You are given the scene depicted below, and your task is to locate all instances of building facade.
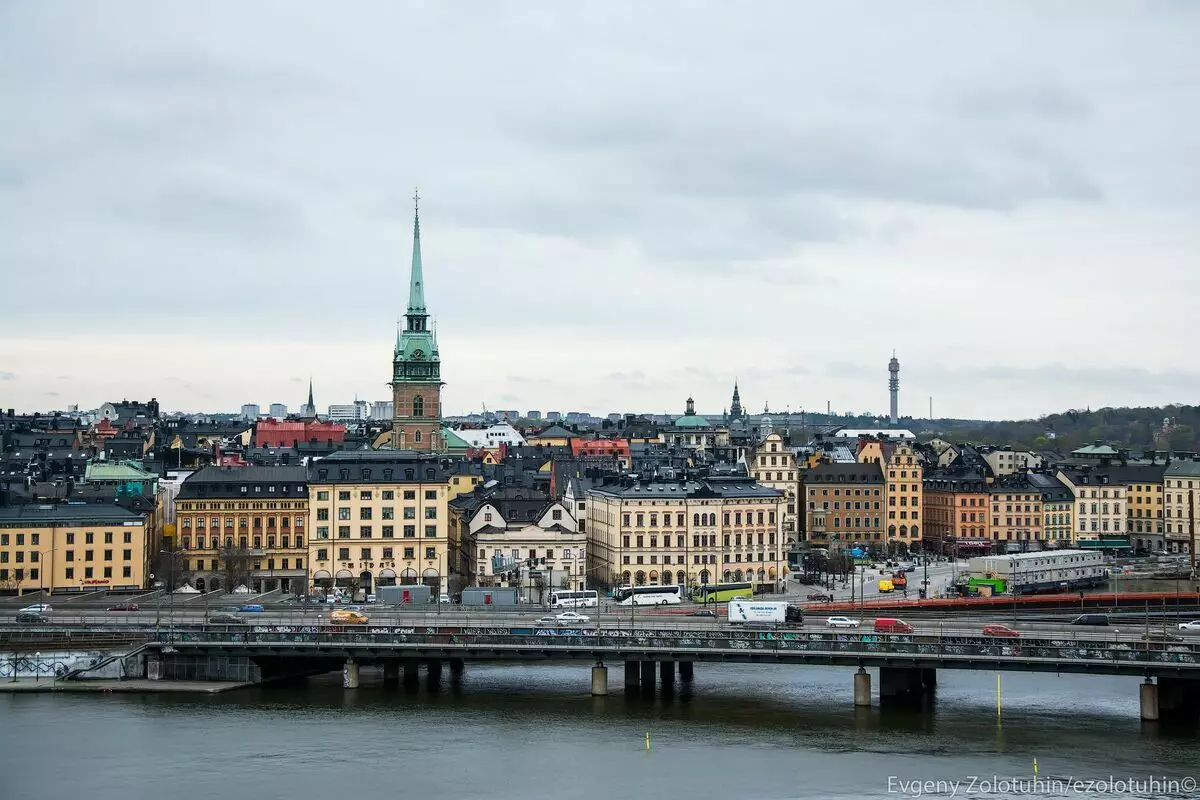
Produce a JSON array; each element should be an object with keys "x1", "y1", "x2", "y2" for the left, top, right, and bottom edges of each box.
[
  {"x1": 802, "y1": 462, "x2": 885, "y2": 549},
  {"x1": 988, "y1": 477, "x2": 1044, "y2": 552},
  {"x1": 174, "y1": 465, "x2": 309, "y2": 593},
  {"x1": 1127, "y1": 466, "x2": 1166, "y2": 553},
  {"x1": 751, "y1": 432, "x2": 801, "y2": 543},
  {"x1": 1163, "y1": 461, "x2": 1200, "y2": 555},
  {"x1": 1057, "y1": 469, "x2": 1128, "y2": 545},
  {"x1": 469, "y1": 500, "x2": 588, "y2": 597},
  {"x1": 858, "y1": 439, "x2": 923, "y2": 553},
  {"x1": 391, "y1": 198, "x2": 444, "y2": 451},
  {"x1": 586, "y1": 478, "x2": 785, "y2": 591},
  {"x1": 308, "y1": 452, "x2": 452, "y2": 595},
  {"x1": 921, "y1": 475, "x2": 990, "y2": 554},
  {"x1": 0, "y1": 504, "x2": 149, "y2": 593}
]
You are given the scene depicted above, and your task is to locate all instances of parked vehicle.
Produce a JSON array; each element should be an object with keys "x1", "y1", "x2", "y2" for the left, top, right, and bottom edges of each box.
[
  {"x1": 981, "y1": 624, "x2": 1020, "y2": 638},
  {"x1": 365, "y1": 594, "x2": 377, "y2": 604},
  {"x1": 107, "y1": 603, "x2": 139, "y2": 612},
  {"x1": 689, "y1": 609, "x2": 718, "y2": 618},
  {"x1": 329, "y1": 609, "x2": 368, "y2": 625},
  {"x1": 16, "y1": 612, "x2": 50, "y2": 625},
  {"x1": 1070, "y1": 613, "x2": 1110, "y2": 627},
  {"x1": 826, "y1": 616, "x2": 860, "y2": 629},
  {"x1": 238, "y1": 604, "x2": 265, "y2": 613},
  {"x1": 19, "y1": 603, "x2": 52, "y2": 614},
  {"x1": 806, "y1": 592, "x2": 833, "y2": 601},
  {"x1": 873, "y1": 618, "x2": 914, "y2": 634},
  {"x1": 877, "y1": 579, "x2": 895, "y2": 593},
  {"x1": 208, "y1": 613, "x2": 244, "y2": 624}
]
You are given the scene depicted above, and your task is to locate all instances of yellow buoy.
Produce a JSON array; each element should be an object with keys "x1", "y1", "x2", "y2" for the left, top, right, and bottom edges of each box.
[{"x1": 645, "y1": 731, "x2": 651, "y2": 751}]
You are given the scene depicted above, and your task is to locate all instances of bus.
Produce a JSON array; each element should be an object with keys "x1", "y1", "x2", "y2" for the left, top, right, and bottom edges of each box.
[
  {"x1": 614, "y1": 585, "x2": 683, "y2": 606},
  {"x1": 691, "y1": 582, "x2": 754, "y2": 605},
  {"x1": 550, "y1": 589, "x2": 599, "y2": 609}
]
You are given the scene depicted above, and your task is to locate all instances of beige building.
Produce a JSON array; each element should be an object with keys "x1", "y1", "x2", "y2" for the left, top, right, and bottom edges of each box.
[
  {"x1": 1163, "y1": 461, "x2": 1200, "y2": 555},
  {"x1": 857, "y1": 439, "x2": 924, "y2": 553},
  {"x1": 982, "y1": 448, "x2": 1044, "y2": 477},
  {"x1": 468, "y1": 499, "x2": 588, "y2": 596},
  {"x1": 0, "y1": 504, "x2": 149, "y2": 593},
  {"x1": 1057, "y1": 469, "x2": 1127, "y2": 543},
  {"x1": 751, "y1": 432, "x2": 801, "y2": 541},
  {"x1": 803, "y1": 462, "x2": 885, "y2": 548},
  {"x1": 174, "y1": 465, "x2": 309, "y2": 593},
  {"x1": 308, "y1": 452, "x2": 452, "y2": 595},
  {"x1": 586, "y1": 477, "x2": 785, "y2": 591}
]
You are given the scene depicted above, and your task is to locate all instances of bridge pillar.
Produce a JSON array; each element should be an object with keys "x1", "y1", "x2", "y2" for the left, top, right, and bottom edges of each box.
[
  {"x1": 403, "y1": 660, "x2": 419, "y2": 684},
  {"x1": 1157, "y1": 677, "x2": 1200, "y2": 725},
  {"x1": 678, "y1": 660, "x2": 694, "y2": 681},
  {"x1": 879, "y1": 667, "x2": 932, "y2": 706},
  {"x1": 449, "y1": 658, "x2": 465, "y2": 677},
  {"x1": 383, "y1": 661, "x2": 400, "y2": 688},
  {"x1": 426, "y1": 660, "x2": 443, "y2": 679},
  {"x1": 591, "y1": 664, "x2": 608, "y2": 696},
  {"x1": 640, "y1": 660, "x2": 656, "y2": 688},
  {"x1": 659, "y1": 660, "x2": 675, "y2": 684},
  {"x1": 624, "y1": 660, "x2": 640, "y2": 689},
  {"x1": 1140, "y1": 679, "x2": 1159, "y2": 722},
  {"x1": 853, "y1": 668, "x2": 871, "y2": 707},
  {"x1": 342, "y1": 659, "x2": 360, "y2": 690}
]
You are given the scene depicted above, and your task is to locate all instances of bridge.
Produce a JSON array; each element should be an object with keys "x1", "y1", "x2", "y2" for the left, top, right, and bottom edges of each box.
[{"x1": 4, "y1": 621, "x2": 1199, "y2": 723}]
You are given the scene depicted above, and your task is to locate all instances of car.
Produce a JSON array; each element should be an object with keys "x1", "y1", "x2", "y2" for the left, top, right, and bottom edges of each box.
[
  {"x1": 806, "y1": 592, "x2": 833, "y2": 601},
  {"x1": 874, "y1": 618, "x2": 915, "y2": 634},
  {"x1": 237, "y1": 604, "x2": 265, "y2": 613},
  {"x1": 1143, "y1": 631, "x2": 1185, "y2": 643},
  {"x1": 982, "y1": 624, "x2": 1020, "y2": 638},
  {"x1": 208, "y1": 613, "x2": 245, "y2": 624},
  {"x1": 329, "y1": 609, "x2": 368, "y2": 625},
  {"x1": 1070, "y1": 613, "x2": 1110, "y2": 627},
  {"x1": 365, "y1": 594, "x2": 378, "y2": 604},
  {"x1": 107, "y1": 603, "x2": 139, "y2": 612},
  {"x1": 689, "y1": 609, "x2": 718, "y2": 618},
  {"x1": 1178, "y1": 620, "x2": 1200, "y2": 632},
  {"x1": 438, "y1": 594, "x2": 452, "y2": 604},
  {"x1": 534, "y1": 616, "x2": 559, "y2": 626},
  {"x1": 16, "y1": 612, "x2": 50, "y2": 625},
  {"x1": 19, "y1": 603, "x2": 52, "y2": 614},
  {"x1": 826, "y1": 616, "x2": 860, "y2": 629},
  {"x1": 556, "y1": 611, "x2": 590, "y2": 623}
]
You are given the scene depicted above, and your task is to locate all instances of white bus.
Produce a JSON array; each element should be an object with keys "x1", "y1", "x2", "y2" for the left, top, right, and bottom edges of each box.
[
  {"x1": 614, "y1": 585, "x2": 683, "y2": 606},
  {"x1": 550, "y1": 589, "x2": 599, "y2": 609}
]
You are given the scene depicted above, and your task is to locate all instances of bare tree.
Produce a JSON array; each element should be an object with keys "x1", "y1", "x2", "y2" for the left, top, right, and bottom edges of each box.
[{"x1": 219, "y1": 546, "x2": 255, "y2": 592}]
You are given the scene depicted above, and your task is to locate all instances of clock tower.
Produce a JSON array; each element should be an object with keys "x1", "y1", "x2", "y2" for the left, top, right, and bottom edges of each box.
[{"x1": 390, "y1": 191, "x2": 443, "y2": 451}]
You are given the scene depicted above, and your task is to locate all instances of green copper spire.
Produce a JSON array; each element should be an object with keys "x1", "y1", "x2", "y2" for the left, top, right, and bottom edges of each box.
[{"x1": 406, "y1": 188, "x2": 427, "y2": 322}]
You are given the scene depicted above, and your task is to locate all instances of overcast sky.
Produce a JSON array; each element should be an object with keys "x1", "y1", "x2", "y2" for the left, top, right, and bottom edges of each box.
[{"x1": 2, "y1": 2, "x2": 1198, "y2": 421}]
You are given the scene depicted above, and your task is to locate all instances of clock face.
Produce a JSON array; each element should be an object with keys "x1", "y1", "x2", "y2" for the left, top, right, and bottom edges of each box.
[{"x1": 412, "y1": 349, "x2": 425, "y2": 360}]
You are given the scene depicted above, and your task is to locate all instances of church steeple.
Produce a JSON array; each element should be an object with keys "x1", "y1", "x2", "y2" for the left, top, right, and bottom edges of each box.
[
  {"x1": 406, "y1": 188, "x2": 427, "y2": 331},
  {"x1": 730, "y1": 380, "x2": 743, "y2": 420}
]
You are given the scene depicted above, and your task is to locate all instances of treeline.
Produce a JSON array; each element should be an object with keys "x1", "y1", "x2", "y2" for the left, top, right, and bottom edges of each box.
[{"x1": 934, "y1": 405, "x2": 1200, "y2": 453}]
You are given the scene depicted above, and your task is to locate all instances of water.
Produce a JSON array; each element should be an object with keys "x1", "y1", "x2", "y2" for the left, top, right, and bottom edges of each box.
[{"x1": 1, "y1": 664, "x2": 1195, "y2": 799}]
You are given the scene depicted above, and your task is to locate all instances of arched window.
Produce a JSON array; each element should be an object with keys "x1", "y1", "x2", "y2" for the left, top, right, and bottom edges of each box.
[
  {"x1": 693, "y1": 513, "x2": 700, "y2": 526},
  {"x1": 414, "y1": 430, "x2": 422, "y2": 443},
  {"x1": 413, "y1": 396, "x2": 424, "y2": 417},
  {"x1": 635, "y1": 571, "x2": 647, "y2": 586},
  {"x1": 662, "y1": 570, "x2": 674, "y2": 586}
]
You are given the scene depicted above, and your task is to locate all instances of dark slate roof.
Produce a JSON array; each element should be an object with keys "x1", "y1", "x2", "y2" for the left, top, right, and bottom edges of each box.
[
  {"x1": 178, "y1": 465, "x2": 308, "y2": 499},
  {"x1": 530, "y1": 424, "x2": 578, "y2": 439},
  {"x1": 803, "y1": 462, "x2": 885, "y2": 484},
  {"x1": 0, "y1": 502, "x2": 147, "y2": 527},
  {"x1": 588, "y1": 476, "x2": 782, "y2": 500},
  {"x1": 308, "y1": 451, "x2": 448, "y2": 484}
]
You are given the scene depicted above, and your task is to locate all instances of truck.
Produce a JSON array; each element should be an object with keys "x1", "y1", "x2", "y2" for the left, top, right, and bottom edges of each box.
[{"x1": 727, "y1": 599, "x2": 802, "y2": 626}]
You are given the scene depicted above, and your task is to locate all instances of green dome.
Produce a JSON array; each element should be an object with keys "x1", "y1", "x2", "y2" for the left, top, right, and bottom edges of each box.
[{"x1": 674, "y1": 413, "x2": 711, "y2": 428}]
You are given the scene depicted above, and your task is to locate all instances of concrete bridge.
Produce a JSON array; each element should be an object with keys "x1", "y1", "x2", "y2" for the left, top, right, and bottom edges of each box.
[{"x1": 5, "y1": 621, "x2": 1198, "y2": 722}]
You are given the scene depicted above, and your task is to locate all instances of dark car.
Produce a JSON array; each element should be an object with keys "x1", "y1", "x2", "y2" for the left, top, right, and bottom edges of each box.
[
  {"x1": 806, "y1": 592, "x2": 834, "y2": 602},
  {"x1": 16, "y1": 612, "x2": 50, "y2": 625},
  {"x1": 107, "y1": 603, "x2": 139, "y2": 612},
  {"x1": 1070, "y1": 613, "x2": 1110, "y2": 627},
  {"x1": 1142, "y1": 631, "x2": 1184, "y2": 643},
  {"x1": 689, "y1": 609, "x2": 717, "y2": 618},
  {"x1": 208, "y1": 613, "x2": 245, "y2": 624}
]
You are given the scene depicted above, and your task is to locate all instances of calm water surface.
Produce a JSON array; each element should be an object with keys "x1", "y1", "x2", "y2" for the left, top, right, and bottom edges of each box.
[{"x1": 1, "y1": 664, "x2": 1195, "y2": 800}]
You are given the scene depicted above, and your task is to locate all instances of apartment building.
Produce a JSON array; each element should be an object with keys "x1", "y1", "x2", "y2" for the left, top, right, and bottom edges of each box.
[{"x1": 0, "y1": 504, "x2": 149, "y2": 593}]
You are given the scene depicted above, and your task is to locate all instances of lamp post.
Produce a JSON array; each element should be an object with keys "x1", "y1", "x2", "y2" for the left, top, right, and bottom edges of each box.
[
  {"x1": 35, "y1": 651, "x2": 41, "y2": 683},
  {"x1": 159, "y1": 549, "x2": 185, "y2": 640}
]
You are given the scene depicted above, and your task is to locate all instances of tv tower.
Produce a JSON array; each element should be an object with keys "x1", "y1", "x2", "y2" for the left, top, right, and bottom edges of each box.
[{"x1": 888, "y1": 351, "x2": 900, "y2": 426}]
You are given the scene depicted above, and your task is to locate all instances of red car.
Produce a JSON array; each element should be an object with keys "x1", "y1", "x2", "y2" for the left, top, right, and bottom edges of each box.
[
  {"x1": 982, "y1": 624, "x2": 1020, "y2": 638},
  {"x1": 106, "y1": 603, "x2": 139, "y2": 612}
]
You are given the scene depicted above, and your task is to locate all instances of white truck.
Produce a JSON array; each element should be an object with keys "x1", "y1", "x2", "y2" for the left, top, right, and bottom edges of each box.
[{"x1": 727, "y1": 599, "x2": 802, "y2": 626}]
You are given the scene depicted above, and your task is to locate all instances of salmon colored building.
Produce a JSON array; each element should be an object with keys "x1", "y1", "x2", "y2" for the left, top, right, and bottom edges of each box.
[{"x1": 255, "y1": 419, "x2": 345, "y2": 448}]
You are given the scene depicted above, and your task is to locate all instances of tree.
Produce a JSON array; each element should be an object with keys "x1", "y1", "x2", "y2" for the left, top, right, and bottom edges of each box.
[{"x1": 219, "y1": 546, "x2": 255, "y2": 592}]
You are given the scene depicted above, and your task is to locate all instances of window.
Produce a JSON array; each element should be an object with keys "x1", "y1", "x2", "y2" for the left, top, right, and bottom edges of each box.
[
  {"x1": 103, "y1": 566, "x2": 113, "y2": 578},
  {"x1": 85, "y1": 550, "x2": 94, "y2": 562},
  {"x1": 338, "y1": 547, "x2": 350, "y2": 560},
  {"x1": 404, "y1": 547, "x2": 415, "y2": 559},
  {"x1": 317, "y1": 548, "x2": 329, "y2": 561},
  {"x1": 360, "y1": 507, "x2": 373, "y2": 520},
  {"x1": 317, "y1": 526, "x2": 329, "y2": 539},
  {"x1": 382, "y1": 507, "x2": 394, "y2": 520},
  {"x1": 424, "y1": 508, "x2": 437, "y2": 519},
  {"x1": 404, "y1": 525, "x2": 416, "y2": 538},
  {"x1": 404, "y1": 507, "x2": 416, "y2": 519},
  {"x1": 337, "y1": 508, "x2": 350, "y2": 520},
  {"x1": 123, "y1": 532, "x2": 132, "y2": 544},
  {"x1": 413, "y1": 396, "x2": 424, "y2": 417},
  {"x1": 404, "y1": 490, "x2": 416, "y2": 500},
  {"x1": 383, "y1": 525, "x2": 394, "y2": 538},
  {"x1": 317, "y1": 491, "x2": 329, "y2": 501},
  {"x1": 382, "y1": 490, "x2": 394, "y2": 500},
  {"x1": 338, "y1": 526, "x2": 351, "y2": 538},
  {"x1": 122, "y1": 549, "x2": 131, "y2": 560},
  {"x1": 425, "y1": 547, "x2": 436, "y2": 559},
  {"x1": 360, "y1": 547, "x2": 372, "y2": 560},
  {"x1": 122, "y1": 566, "x2": 131, "y2": 578},
  {"x1": 85, "y1": 533, "x2": 94, "y2": 544},
  {"x1": 424, "y1": 525, "x2": 437, "y2": 538},
  {"x1": 360, "y1": 525, "x2": 373, "y2": 538},
  {"x1": 65, "y1": 568, "x2": 74, "y2": 580},
  {"x1": 424, "y1": 490, "x2": 437, "y2": 501},
  {"x1": 338, "y1": 491, "x2": 351, "y2": 501}
]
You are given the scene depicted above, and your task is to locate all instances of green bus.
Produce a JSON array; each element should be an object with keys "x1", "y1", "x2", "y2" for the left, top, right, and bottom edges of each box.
[{"x1": 691, "y1": 582, "x2": 754, "y2": 604}]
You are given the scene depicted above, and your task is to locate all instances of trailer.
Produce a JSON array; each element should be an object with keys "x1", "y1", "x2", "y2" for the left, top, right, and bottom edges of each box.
[
  {"x1": 727, "y1": 599, "x2": 802, "y2": 625},
  {"x1": 460, "y1": 587, "x2": 520, "y2": 607}
]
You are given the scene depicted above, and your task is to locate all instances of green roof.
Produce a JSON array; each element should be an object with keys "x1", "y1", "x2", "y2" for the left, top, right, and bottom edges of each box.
[
  {"x1": 673, "y1": 414, "x2": 712, "y2": 428},
  {"x1": 1072, "y1": 444, "x2": 1119, "y2": 456},
  {"x1": 441, "y1": 428, "x2": 472, "y2": 450},
  {"x1": 84, "y1": 461, "x2": 155, "y2": 482}
]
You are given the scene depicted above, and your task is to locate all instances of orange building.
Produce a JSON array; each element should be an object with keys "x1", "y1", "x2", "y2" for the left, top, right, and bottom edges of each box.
[{"x1": 922, "y1": 475, "x2": 991, "y2": 555}]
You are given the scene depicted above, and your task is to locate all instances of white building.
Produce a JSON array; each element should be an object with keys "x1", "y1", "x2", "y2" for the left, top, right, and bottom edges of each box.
[
  {"x1": 1057, "y1": 470, "x2": 1127, "y2": 542},
  {"x1": 371, "y1": 401, "x2": 394, "y2": 421},
  {"x1": 831, "y1": 428, "x2": 915, "y2": 440},
  {"x1": 968, "y1": 549, "x2": 1107, "y2": 593},
  {"x1": 240, "y1": 404, "x2": 261, "y2": 420},
  {"x1": 451, "y1": 423, "x2": 527, "y2": 448},
  {"x1": 268, "y1": 403, "x2": 287, "y2": 418},
  {"x1": 471, "y1": 500, "x2": 587, "y2": 595},
  {"x1": 328, "y1": 400, "x2": 368, "y2": 423},
  {"x1": 984, "y1": 448, "x2": 1044, "y2": 477}
]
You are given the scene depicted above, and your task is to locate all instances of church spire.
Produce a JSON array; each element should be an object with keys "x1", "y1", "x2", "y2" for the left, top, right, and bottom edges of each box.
[
  {"x1": 407, "y1": 188, "x2": 427, "y2": 323},
  {"x1": 307, "y1": 377, "x2": 314, "y2": 409}
]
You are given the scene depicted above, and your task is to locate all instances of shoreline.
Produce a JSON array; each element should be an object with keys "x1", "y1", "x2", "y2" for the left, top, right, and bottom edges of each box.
[{"x1": 0, "y1": 679, "x2": 253, "y2": 694}]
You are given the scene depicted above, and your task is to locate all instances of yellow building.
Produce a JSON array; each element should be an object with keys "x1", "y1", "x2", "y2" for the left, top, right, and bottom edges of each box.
[
  {"x1": 174, "y1": 465, "x2": 309, "y2": 593},
  {"x1": 857, "y1": 439, "x2": 924, "y2": 553},
  {"x1": 586, "y1": 477, "x2": 785, "y2": 592},
  {"x1": 0, "y1": 504, "x2": 149, "y2": 593},
  {"x1": 751, "y1": 432, "x2": 800, "y2": 540},
  {"x1": 1125, "y1": 465, "x2": 1166, "y2": 553},
  {"x1": 525, "y1": 424, "x2": 578, "y2": 448},
  {"x1": 1163, "y1": 461, "x2": 1200, "y2": 555},
  {"x1": 308, "y1": 452, "x2": 453, "y2": 596}
]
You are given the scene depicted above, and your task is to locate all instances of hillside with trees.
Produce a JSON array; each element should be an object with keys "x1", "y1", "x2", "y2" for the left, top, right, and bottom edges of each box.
[{"x1": 931, "y1": 405, "x2": 1200, "y2": 453}]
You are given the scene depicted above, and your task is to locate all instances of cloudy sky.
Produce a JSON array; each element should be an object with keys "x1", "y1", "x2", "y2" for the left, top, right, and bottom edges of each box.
[{"x1": 2, "y1": 1, "x2": 1198, "y2": 421}]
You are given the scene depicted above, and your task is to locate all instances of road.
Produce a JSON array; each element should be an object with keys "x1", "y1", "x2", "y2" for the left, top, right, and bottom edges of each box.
[{"x1": 791, "y1": 559, "x2": 964, "y2": 603}]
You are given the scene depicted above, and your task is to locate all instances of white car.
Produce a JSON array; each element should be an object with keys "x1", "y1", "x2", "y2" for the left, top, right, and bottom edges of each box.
[
  {"x1": 826, "y1": 616, "x2": 861, "y2": 629},
  {"x1": 556, "y1": 611, "x2": 590, "y2": 623},
  {"x1": 534, "y1": 616, "x2": 559, "y2": 626},
  {"x1": 19, "y1": 603, "x2": 52, "y2": 614},
  {"x1": 1178, "y1": 620, "x2": 1200, "y2": 632}
]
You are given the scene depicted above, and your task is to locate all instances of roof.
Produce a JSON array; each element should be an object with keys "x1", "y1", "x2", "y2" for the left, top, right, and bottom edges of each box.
[
  {"x1": 529, "y1": 424, "x2": 578, "y2": 439},
  {"x1": 0, "y1": 503, "x2": 147, "y2": 527},
  {"x1": 672, "y1": 413, "x2": 712, "y2": 428},
  {"x1": 1072, "y1": 443, "x2": 1119, "y2": 456},
  {"x1": 177, "y1": 465, "x2": 308, "y2": 498},
  {"x1": 1165, "y1": 461, "x2": 1200, "y2": 478},
  {"x1": 441, "y1": 428, "x2": 472, "y2": 449},
  {"x1": 308, "y1": 451, "x2": 448, "y2": 484},
  {"x1": 587, "y1": 477, "x2": 782, "y2": 500},
  {"x1": 804, "y1": 462, "x2": 885, "y2": 484},
  {"x1": 83, "y1": 461, "x2": 155, "y2": 482}
]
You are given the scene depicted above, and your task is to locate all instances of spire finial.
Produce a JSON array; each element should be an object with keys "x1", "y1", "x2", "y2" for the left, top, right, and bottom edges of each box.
[{"x1": 406, "y1": 188, "x2": 427, "y2": 318}]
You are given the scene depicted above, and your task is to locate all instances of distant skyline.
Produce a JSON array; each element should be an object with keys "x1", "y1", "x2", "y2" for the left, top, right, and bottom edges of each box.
[{"x1": 3, "y1": 3, "x2": 1199, "y2": 421}]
